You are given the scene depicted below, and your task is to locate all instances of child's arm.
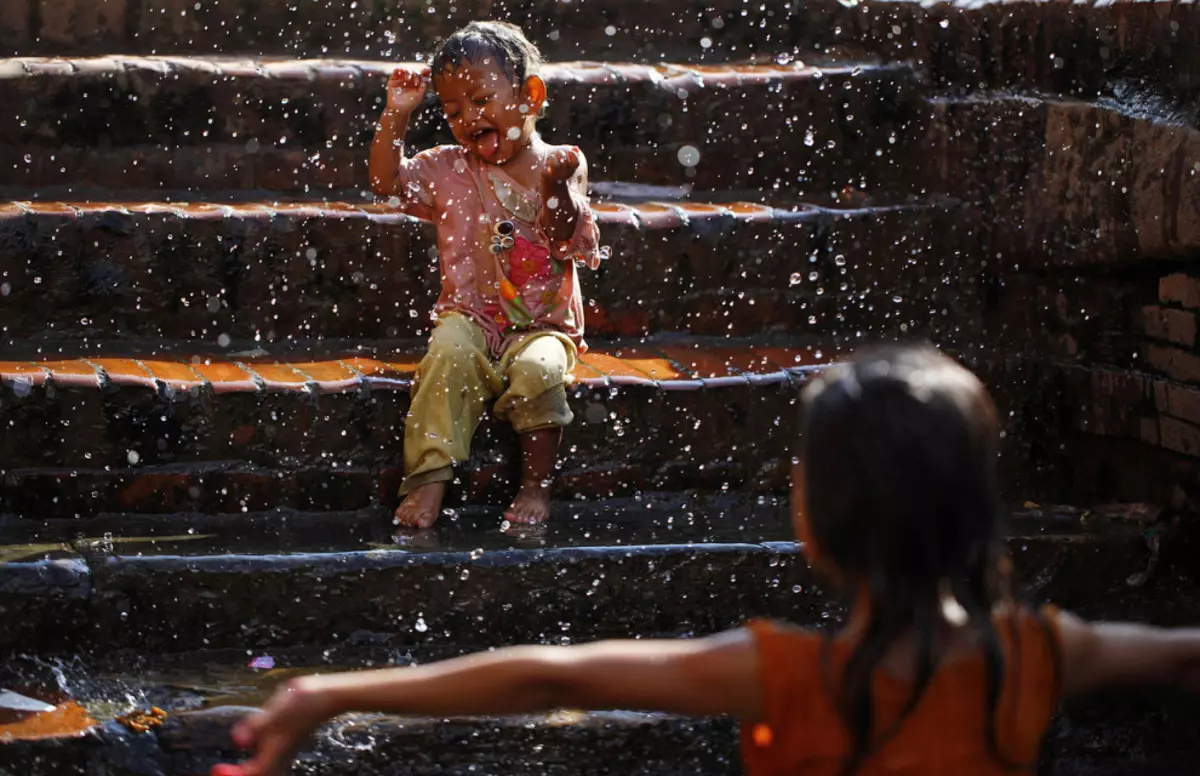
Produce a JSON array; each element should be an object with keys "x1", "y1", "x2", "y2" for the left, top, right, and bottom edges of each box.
[
  {"x1": 368, "y1": 67, "x2": 429, "y2": 198},
  {"x1": 1059, "y1": 610, "x2": 1200, "y2": 696},
  {"x1": 212, "y1": 630, "x2": 761, "y2": 776}
]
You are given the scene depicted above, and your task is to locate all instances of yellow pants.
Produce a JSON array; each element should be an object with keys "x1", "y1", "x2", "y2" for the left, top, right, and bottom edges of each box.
[{"x1": 400, "y1": 312, "x2": 577, "y2": 494}]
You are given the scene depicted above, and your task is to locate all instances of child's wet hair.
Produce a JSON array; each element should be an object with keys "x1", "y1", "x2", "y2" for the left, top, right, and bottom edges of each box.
[
  {"x1": 800, "y1": 344, "x2": 1021, "y2": 774},
  {"x1": 431, "y1": 21, "x2": 545, "y2": 86}
]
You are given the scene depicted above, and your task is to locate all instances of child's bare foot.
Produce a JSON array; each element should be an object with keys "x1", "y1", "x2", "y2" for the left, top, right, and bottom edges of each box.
[
  {"x1": 504, "y1": 479, "x2": 551, "y2": 525},
  {"x1": 393, "y1": 481, "x2": 447, "y2": 529}
]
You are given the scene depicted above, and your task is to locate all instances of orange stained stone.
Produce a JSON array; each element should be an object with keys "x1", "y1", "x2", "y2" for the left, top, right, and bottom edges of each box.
[
  {"x1": 89, "y1": 358, "x2": 154, "y2": 381},
  {"x1": 137, "y1": 360, "x2": 206, "y2": 385},
  {"x1": 578, "y1": 351, "x2": 669, "y2": 381},
  {"x1": 673, "y1": 202, "x2": 728, "y2": 216},
  {"x1": 626, "y1": 202, "x2": 673, "y2": 214},
  {"x1": 17, "y1": 202, "x2": 76, "y2": 215},
  {"x1": 724, "y1": 202, "x2": 775, "y2": 217},
  {"x1": 599, "y1": 347, "x2": 690, "y2": 381},
  {"x1": 171, "y1": 202, "x2": 227, "y2": 216},
  {"x1": 0, "y1": 361, "x2": 46, "y2": 377},
  {"x1": 655, "y1": 346, "x2": 746, "y2": 379},
  {"x1": 0, "y1": 203, "x2": 28, "y2": 217},
  {"x1": 318, "y1": 202, "x2": 364, "y2": 216},
  {"x1": 189, "y1": 362, "x2": 256, "y2": 385},
  {"x1": 0, "y1": 701, "x2": 96, "y2": 742},
  {"x1": 241, "y1": 362, "x2": 307, "y2": 387},
  {"x1": 287, "y1": 361, "x2": 359, "y2": 383},
  {"x1": 341, "y1": 356, "x2": 418, "y2": 380},
  {"x1": 40, "y1": 360, "x2": 97, "y2": 379}
]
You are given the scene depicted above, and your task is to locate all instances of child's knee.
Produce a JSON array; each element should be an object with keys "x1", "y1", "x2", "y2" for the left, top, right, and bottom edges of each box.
[
  {"x1": 506, "y1": 338, "x2": 572, "y2": 397},
  {"x1": 506, "y1": 355, "x2": 567, "y2": 397}
]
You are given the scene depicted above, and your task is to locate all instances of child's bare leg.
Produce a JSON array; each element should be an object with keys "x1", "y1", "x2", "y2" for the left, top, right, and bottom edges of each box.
[
  {"x1": 394, "y1": 481, "x2": 447, "y2": 529},
  {"x1": 504, "y1": 428, "x2": 561, "y2": 525}
]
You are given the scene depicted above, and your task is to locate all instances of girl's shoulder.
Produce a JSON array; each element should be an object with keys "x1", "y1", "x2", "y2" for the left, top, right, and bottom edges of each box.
[{"x1": 743, "y1": 619, "x2": 826, "y2": 673}]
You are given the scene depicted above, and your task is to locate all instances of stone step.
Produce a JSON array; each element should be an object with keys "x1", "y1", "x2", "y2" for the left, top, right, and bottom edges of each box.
[
  {"x1": 0, "y1": 503, "x2": 1172, "y2": 658},
  {"x1": 797, "y1": 0, "x2": 1199, "y2": 111},
  {"x1": 0, "y1": 197, "x2": 976, "y2": 343},
  {"x1": 0, "y1": 58, "x2": 926, "y2": 196},
  {"x1": 0, "y1": 0, "x2": 813, "y2": 61},
  {"x1": 0, "y1": 341, "x2": 817, "y2": 511},
  {"x1": 0, "y1": 704, "x2": 741, "y2": 776},
  {"x1": 4, "y1": 654, "x2": 1200, "y2": 776}
]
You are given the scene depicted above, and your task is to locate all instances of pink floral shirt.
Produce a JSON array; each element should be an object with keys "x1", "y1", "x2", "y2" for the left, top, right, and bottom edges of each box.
[{"x1": 393, "y1": 144, "x2": 602, "y2": 358}]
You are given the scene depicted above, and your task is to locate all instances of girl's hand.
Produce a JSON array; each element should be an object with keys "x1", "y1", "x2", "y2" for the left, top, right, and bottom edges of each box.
[
  {"x1": 542, "y1": 147, "x2": 581, "y2": 186},
  {"x1": 210, "y1": 678, "x2": 335, "y2": 776},
  {"x1": 386, "y1": 67, "x2": 430, "y2": 113}
]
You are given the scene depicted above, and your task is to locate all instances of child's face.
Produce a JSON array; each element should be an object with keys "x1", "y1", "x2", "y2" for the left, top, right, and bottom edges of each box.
[{"x1": 434, "y1": 59, "x2": 542, "y2": 166}]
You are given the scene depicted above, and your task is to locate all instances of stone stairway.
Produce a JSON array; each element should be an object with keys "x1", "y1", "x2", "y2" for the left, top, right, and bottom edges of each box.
[{"x1": 3, "y1": 0, "x2": 1200, "y2": 773}]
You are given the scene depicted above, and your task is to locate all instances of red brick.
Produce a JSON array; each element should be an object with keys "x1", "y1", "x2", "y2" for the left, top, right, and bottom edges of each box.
[
  {"x1": 1159, "y1": 273, "x2": 1200, "y2": 309},
  {"x1": 1159, "y1": 416, "x2": 1200, "y2": 457},
  {"x1": 1142, "y1": 305, "x2": 1197, "y2": 347},
  {"x1": 1146, "y1": 344, "x2": 1200, "y2": 384},
  {"x1": 1155, "y1": 382, "x2": 1200, "y2": 427},
  {"x1": 1140, "y1": 417, "x2": 1161, "y2": 447}
]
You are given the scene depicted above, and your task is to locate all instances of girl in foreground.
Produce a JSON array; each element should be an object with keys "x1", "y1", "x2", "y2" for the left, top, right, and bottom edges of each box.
[{"x1": 215, "y1": 345, "x2": 1200, "y2": 776}]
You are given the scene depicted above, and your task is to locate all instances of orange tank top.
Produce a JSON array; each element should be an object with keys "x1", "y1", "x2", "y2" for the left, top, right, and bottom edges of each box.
[{"x1": 740, "y1": 606, "x2": 1063, "y2": 776}]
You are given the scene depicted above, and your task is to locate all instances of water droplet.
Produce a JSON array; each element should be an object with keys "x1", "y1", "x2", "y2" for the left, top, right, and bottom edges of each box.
[
  {"x1": 804, "y1": 129, "x2": 815, "y2": 147},
  {"x1": 676, "y1": 145, "x2": 701, "y2": 168},
  {"x1": 506, "y1": 126, "x2": 521, "y2": 140},
  {"x1": 414, "y1": 617, "x2": 428, "y2": 632},
  {"x1": 604, "y1": 25, "x2": 616, "y2": 36},
  {"x1": 0, "y1": 283, "x2": 9, "y2": 296},
  {"x1": 127, "y1": 450, "x2": 140, "y2": 465},
  {"x1": 789, "y1": 272, "x2": 803, "y2": 286},
  {"x1": 217, "y1": 333, "x2": 231, "y2": 348},
  {"x1": 775, "y1": 52, "x2": 793, "y2": 65}
]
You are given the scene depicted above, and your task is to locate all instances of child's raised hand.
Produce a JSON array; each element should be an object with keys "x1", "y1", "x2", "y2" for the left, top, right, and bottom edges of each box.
[
  {"x1": 542, "y1": 147, "x2": 581, "y2": 186},
  {"x1": 386, "y1": 67, "x2": 430, "y2": 113}
]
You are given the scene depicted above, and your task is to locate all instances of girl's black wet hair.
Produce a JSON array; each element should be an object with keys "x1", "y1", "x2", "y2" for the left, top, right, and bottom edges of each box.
[
  {"x1": 800, "y1": 344, "x2": 1029, "y2": 775},
  {"x1": 431, "y1": 21, "x2": 545, "y2": 86}
]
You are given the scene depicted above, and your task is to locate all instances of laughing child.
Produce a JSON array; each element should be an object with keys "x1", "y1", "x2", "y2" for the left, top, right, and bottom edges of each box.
[{"x1": 369, "y1": 22, "x2": 602, "y2": 530}]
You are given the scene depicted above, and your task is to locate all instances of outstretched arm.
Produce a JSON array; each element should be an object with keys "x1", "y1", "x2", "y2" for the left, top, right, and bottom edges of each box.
[
  {"x1": 213, "y1": 630, "x2": 760, "y2": 776},
  {"x1": 1059, "y1": 610, "x2": 1200, "y2": 696}
]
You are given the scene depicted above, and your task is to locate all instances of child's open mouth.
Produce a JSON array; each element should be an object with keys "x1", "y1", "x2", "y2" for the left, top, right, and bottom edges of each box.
[{"x1": 471, "y1": 127, "x2": 501, "y2": 159}]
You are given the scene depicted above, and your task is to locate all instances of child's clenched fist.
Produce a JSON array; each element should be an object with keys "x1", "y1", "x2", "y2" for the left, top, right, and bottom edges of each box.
[
  {"x1": 542, "y1": 146, "x2": 581, "y2": 186},
  {"x1": 386, "y1": 67, "x2": 430, "y2": 113}
]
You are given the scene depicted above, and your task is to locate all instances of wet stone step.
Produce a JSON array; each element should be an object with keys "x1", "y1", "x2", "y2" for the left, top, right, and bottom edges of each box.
[
  {"x1": 0, "y1": 59, "x2": 928, "y2": 196},
  {"x1": 0, "y1": 340, "x2": 813, "y2": 488},
  {"x1": 4, "y1": 647, "x2": 1200, "y2": 776},
  {"x1": 0, "y1": 0, "x2": 819, "y2": 62},
  {"x1": 0, "y1": 705, "x2": 739, "y2": 776},
  {"x1": 0, "y1": 507, "x2": 1173, "y2": 658},
  {"x1": 0, "y1": 198, "x2": 979, "y2": 342}
]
